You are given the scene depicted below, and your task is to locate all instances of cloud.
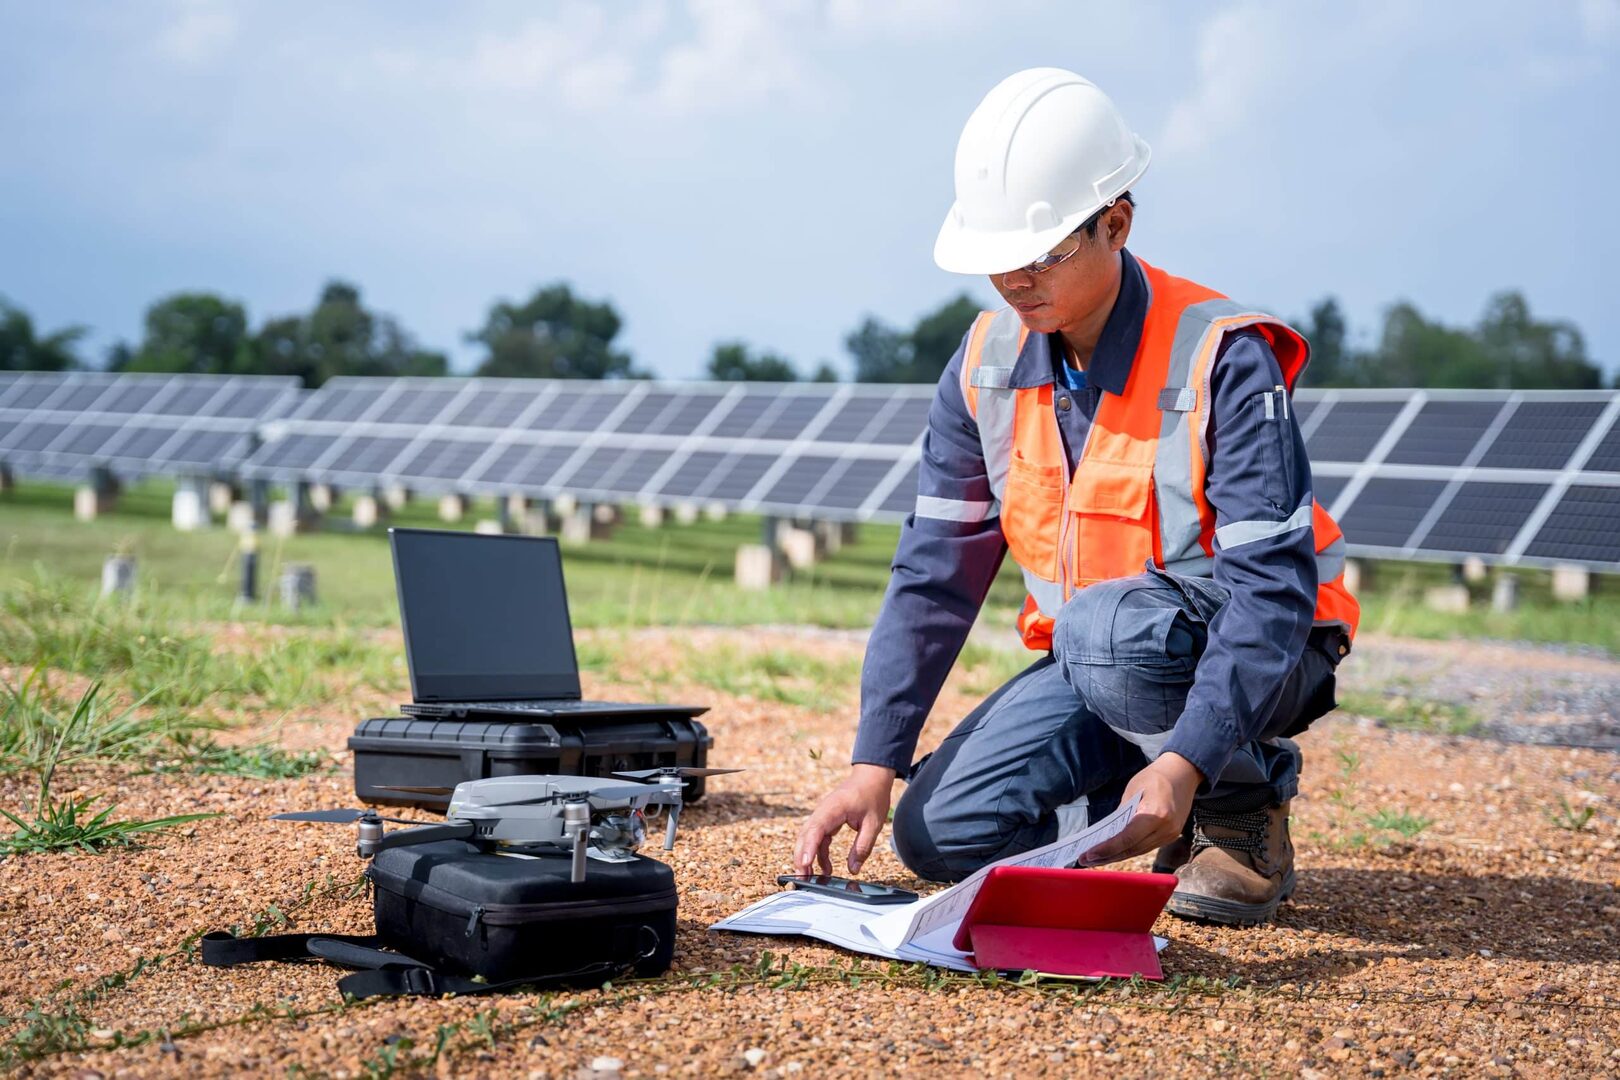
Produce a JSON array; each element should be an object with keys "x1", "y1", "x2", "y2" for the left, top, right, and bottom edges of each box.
[
  {"x1": 1158, "y1": 2, "x2": 1281, "y2": 157},
  {"x1": 153, "y1": 0, "x2": 237, "y2": 64}
]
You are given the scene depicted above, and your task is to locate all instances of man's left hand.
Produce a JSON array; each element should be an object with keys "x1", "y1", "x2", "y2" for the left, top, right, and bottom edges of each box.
[{"x1": 1080, "y1": 752, "x2": 1203, "y2": 866}]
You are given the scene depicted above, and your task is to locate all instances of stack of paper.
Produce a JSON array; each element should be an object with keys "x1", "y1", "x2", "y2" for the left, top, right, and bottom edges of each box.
[{"x1": 711, "y1": 796, "x2": 1144, "y2": 972}]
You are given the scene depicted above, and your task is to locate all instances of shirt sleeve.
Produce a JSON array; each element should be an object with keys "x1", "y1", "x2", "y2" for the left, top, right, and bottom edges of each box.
[
  {"x1": 850, "y1": 332, "x2": 1009, "y2": 774},
  {"x1": 1161, "y1": 332, "x2": 1319, "y2": 790}
]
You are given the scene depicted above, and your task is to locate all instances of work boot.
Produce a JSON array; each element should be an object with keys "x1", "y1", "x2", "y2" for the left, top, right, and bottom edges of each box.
[
  {"x1": 1165, "y1": 800, "x2": 1295, "y2": 926},
  {"x1": 1150, "y1": 818, "x2": 1193, "y2": 875}
]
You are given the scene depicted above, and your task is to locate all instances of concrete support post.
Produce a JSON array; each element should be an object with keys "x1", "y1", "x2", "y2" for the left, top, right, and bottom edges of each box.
[
  {"x1": 1423, "y1": 584, "x2": 1471, "y2": 614},
  {"x1": 811, "y1": 519, "x2": 842, "y2": 556},
  {"x1": 208, "y1": 481, "x2": 236, "y2": 518},
  {"x1": 352, "y1": 492, "x2": 382, "y2": 529},
  {"x1": 704, "y1": 502, "x2": 729, "y2": 522},
  {"x1": 1551, "y1": 563, "x2": 1591, "y2": 602},
  {"x1": 673, "y1": 502, "x2": 699, "y2": 525},
  {"x1": 1343, "y1": 558, "x2": 1372, "y2": 597},
  {"x1": 474, "y1": 519, "x2": 504, "y2": 535},
  {"x1": 278, "y1": 563, "x2": 317, "y2": 611},
  {"x1": 1491, "y1": 573, "x2": 1520, "y2": 613},
  {"x1": 735, "y1": 545, "x2": 781, "y2": 590},
  {"x1": 553, "y1": 493, "x2": 578, "y2": 518},
  {"x1": 101, "y1": 555, "x2": 136, "y2": 597},
  {"x1": 1461, "y1": 556, "x2": 1488, "y2": 584},
  {"x1": 438, "y1": 494, "x2": 469, "y2": 523},
  {"x1": 226, "y1": 502, "x2": 257, "y2": 534},
  {"x1": 780, "y1": 527, "x2": 819, "y2": 570},
  {"x1": 382, "y1": 484, "x2": 410, "y2": 512},
  {"x1": 638, "y1": 504, "x2": 665, "y2": 528},
  {"x1": 75, "y1": 468, "x2": 119, "y2": 522},
  {"x1": 171, "y1": 476, "x2": 211, "y2": 532},
  {"x1": 561, "y1": 503, "x2": 615, "y2": 545},
  {"x1": 308, "y1": 483, "x2": 334, "y2": 514}
]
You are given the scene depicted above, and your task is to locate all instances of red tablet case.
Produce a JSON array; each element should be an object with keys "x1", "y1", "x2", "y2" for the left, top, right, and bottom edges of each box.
[{"x1": 949, "y1": 866, "x2": 1178, "y2": 980}]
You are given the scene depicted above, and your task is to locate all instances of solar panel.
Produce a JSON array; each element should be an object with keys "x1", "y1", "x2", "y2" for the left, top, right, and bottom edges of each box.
[
  {"x1": 1384, "y1": 400, "x2": 1505, "y2": 467},
  {"x1": 232, "y1": 379, "x2": 1618, "y2": 569},
  {"x1": 1414, "y1": 481, "x2": 1545, "y2": 556},
  {"x1": 0, "y1": 372, "x2": 300, "y2": 482},
  {"x1": 1304, "y1": 401, "x2": 1405, "y2": 463},
  {"x1": 1523, "y1": 485, "x2": 1620, "y2": 564},
  {"x1": 1339, "y1": 477, "x2": 1450, "y2": 549},
  {"x1": 1475, "y1": 401, "x2": 1606, "y2": 470}
]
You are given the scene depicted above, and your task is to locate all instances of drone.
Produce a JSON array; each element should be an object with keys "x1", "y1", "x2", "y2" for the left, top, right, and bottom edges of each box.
[{"x1": 273, "y1": 766, "x2": 740, "y2": 883}]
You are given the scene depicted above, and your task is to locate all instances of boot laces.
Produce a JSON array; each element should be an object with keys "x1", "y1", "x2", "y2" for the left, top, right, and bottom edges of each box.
[{"x1": 1190, "y1": 808, "x2": 1268, "y2": 860}]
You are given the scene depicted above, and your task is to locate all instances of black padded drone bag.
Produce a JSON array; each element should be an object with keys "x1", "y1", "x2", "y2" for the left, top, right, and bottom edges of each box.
[
  {"x1": 202, "y1": 839, "x2": 676, "y2": 998},
  {"x1": 366, "y1": 839, "x2": 677, "y2": 983}
]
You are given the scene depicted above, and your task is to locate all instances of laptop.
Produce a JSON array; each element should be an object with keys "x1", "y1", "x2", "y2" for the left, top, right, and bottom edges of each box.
[{"x1": 390, "y1": 527, "x2": 706, "y2": 722}]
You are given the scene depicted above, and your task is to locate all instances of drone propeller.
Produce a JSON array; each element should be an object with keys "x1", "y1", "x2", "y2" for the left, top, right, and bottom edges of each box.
[
  {"x1": 271, "y1": 809, "x2": 423, "y2": 825},
  {"x1": 612, "y1": 766, "x2": 744, "y2": 780}
]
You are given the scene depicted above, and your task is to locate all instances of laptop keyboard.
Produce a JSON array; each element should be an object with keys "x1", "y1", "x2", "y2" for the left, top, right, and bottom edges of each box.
[{"x1": 410, "y1": 700, "x2": 653, "y2": 714}]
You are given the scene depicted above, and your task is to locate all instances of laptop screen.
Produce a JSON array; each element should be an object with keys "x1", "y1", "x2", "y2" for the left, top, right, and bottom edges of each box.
[{"x1": 390, "y1": 528, "x2": 582, "y2": 702}]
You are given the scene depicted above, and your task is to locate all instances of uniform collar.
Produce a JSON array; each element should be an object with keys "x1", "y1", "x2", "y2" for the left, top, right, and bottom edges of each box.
[{"x1": 1005, "y1": 248, "x2": 1149, "y2": 394}]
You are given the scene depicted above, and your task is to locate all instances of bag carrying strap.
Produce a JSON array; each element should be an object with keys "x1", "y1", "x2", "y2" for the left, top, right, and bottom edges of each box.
[{"x1": 200, "y1": 924, "x2": 661, "y2": 1000}]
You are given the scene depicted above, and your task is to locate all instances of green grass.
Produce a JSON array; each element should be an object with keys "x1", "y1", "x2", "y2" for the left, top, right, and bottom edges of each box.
[
  {"x1": 0, "y1": 676, "x2": 219, "y2": 776},
  {"x1": 151, "y1": 735, "x2": 332, "y2": 780},
  {"x1": 0, "y1": 683, "x2": 217, "y2": 857},
  {"x1": 1365, "y1": 808, "x2": 1434, "y2": 839},
  {"x1": 1548, "y1": 796, "x2": 1596, "y2": 833},
  {"x1": 1337, "y1": 688, "x2": 1483, "y2": 736},
  {"x1": 2, "y1": 476, "x2": 1616, "y2": 654},
  {"x1": 677, "y1": 644, "x2": 861, "y2": 712}
]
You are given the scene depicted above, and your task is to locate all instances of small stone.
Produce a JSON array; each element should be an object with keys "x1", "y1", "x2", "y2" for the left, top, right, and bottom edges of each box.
[
  {"x1": 1479, "y1": 949, "x2": 1494, "y2": 957},
  {"x1": 590, "y1": 1057, "x2": 624, "y2": 1072},
  {"x1": 1209, "y1": 1019, "x2": 1228, "y2": 1033},
  {"x1": 743, "y1": 1048, "x2": 767, "y2": 1068},
  {"x1": 1300, "y1": 1069, "x2": 1330, "y2": 1080}
]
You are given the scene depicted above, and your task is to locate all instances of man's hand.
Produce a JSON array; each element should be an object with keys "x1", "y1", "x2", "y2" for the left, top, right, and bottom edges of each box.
[
  {"x1": 1081, "y1": 752, "x2": 1203, "y2": 866},
  {"x1": 793, "y1": 764, "x2": 897, "y2": 876}
]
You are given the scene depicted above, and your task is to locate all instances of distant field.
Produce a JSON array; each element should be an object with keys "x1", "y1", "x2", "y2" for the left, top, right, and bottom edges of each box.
[{"x1": 1, "y1": 477, "x2": 1616, "y2": 653}]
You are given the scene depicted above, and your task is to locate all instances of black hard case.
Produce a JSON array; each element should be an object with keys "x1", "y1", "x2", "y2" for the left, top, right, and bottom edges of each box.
[
  {"x1": 366, "y1": 839, "x2": 677, "y2": 982},
  {"x1": 350, "y1": 715, "x2": 714, "y2": 810}
]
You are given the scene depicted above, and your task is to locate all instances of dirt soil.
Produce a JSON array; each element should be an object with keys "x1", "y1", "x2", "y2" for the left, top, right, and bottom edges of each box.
[{"x1": 2, "y1": 628, "x2": 1617, "y2": 1078}]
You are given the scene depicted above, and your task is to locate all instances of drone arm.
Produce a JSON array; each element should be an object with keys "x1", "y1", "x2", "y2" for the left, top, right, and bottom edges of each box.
[{"x1": 371, "y1": 821, "x2": 477, "y2": 854}]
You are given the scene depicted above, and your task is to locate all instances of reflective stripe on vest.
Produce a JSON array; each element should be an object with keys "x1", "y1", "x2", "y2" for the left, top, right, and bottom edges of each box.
[{"x1": 961, "y1": 259, "x2": 1360, "y2": 650}]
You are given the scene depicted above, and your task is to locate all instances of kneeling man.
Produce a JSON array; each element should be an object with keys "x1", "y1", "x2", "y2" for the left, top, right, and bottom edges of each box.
[{"x1": 794, "y1": 69, "x2": 1358, "y2": 926}]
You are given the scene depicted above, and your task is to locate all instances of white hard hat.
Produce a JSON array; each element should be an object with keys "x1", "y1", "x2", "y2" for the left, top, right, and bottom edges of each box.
[{"x1": 934, "y1": 68, "x2": 1151, "y2": 275}]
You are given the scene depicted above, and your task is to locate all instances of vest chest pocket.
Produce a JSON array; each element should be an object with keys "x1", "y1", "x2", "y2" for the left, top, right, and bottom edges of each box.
[
  {"x1": 1001, "y1": 451, "x2": 1066, "y2": 579},
  {"x1": 1068, "y1": 458, "x2": 1158, "y2": 585}
]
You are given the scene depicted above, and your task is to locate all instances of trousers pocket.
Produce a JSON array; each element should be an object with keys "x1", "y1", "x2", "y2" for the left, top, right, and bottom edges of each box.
[{"x1": 1002, "y1": 452, "x2": 1065, "y2": 579}]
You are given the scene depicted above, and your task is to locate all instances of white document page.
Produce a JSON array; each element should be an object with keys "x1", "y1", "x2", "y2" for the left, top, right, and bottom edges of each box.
[
  {"x1": 711, "y1": 794, "x2": 1142, "y2": 970},
  {"x1": 867, "y1": 793, "x2": 1140, "y2": 952}
]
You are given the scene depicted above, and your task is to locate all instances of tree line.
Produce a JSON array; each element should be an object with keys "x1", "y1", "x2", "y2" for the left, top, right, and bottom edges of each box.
[{"x1": 1, "y1": 280, "x2": 1610, "y2": 389}]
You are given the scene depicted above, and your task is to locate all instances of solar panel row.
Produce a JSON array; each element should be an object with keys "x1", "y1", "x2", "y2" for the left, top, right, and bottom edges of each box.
[
  {"x1": 3, "y1": 370, "x2": 1618, "y2": 571},
  {"x1": 242, "y1": 379, "x2": 933, "y2": 520},
  {"x1": 0, "y1": 371, "x2": 302, "y2": 480}
]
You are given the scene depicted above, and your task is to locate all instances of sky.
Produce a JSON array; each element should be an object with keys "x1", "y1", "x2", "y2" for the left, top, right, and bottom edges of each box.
[{"x1": 2, "y1": 1, "x2": 1617, "y2": 381}]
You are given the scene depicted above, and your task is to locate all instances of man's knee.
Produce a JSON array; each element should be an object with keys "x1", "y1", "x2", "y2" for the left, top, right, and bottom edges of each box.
[
  {"x1": 1052, "y1": 576, "x2": 1144, "y2": 668},
  {"x1": 890, "y1": 783, "x2": 999, "y2": 884}
]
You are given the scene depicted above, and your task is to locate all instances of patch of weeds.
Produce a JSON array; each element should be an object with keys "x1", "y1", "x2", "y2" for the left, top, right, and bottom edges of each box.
[
  {"x1": 0, "y1": 575, "x2": 226, "y2": 708},
  {"x1": 0, "y1": 683, "x2": 217, "y2": 856},
  {"x1": 1366, "y1": 808, "x2": 1434, "y2": 840},
  {"x1": 1312, "y1": 747, "x2": 1371, "y2": 851},
  {"x1": 1548, "y1": 795, "x2": 1596, "y2": 833},
  {"x1": 1339, "y1": 689, "x2": 1482, "y2": 736},
  {"x1": 151, "y1": 735, "x2": 331, "y2": 780},
  {"x1": 682, "y1": 644, "x2": 858, "y2": 712},
  {"x1": 0, "y1": 675, "x2": 220, "y2": 776}
]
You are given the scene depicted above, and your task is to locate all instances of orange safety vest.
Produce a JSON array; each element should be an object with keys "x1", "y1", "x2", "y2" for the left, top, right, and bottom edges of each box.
[{"x1": 959, "y1": 258, "x2": 1360, "y2": 652}]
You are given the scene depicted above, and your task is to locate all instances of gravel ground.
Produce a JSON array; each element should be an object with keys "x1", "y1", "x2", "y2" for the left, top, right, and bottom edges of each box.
[{"x1": 2, "y1": 627, "x2": 1617, "y2": 1078}]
